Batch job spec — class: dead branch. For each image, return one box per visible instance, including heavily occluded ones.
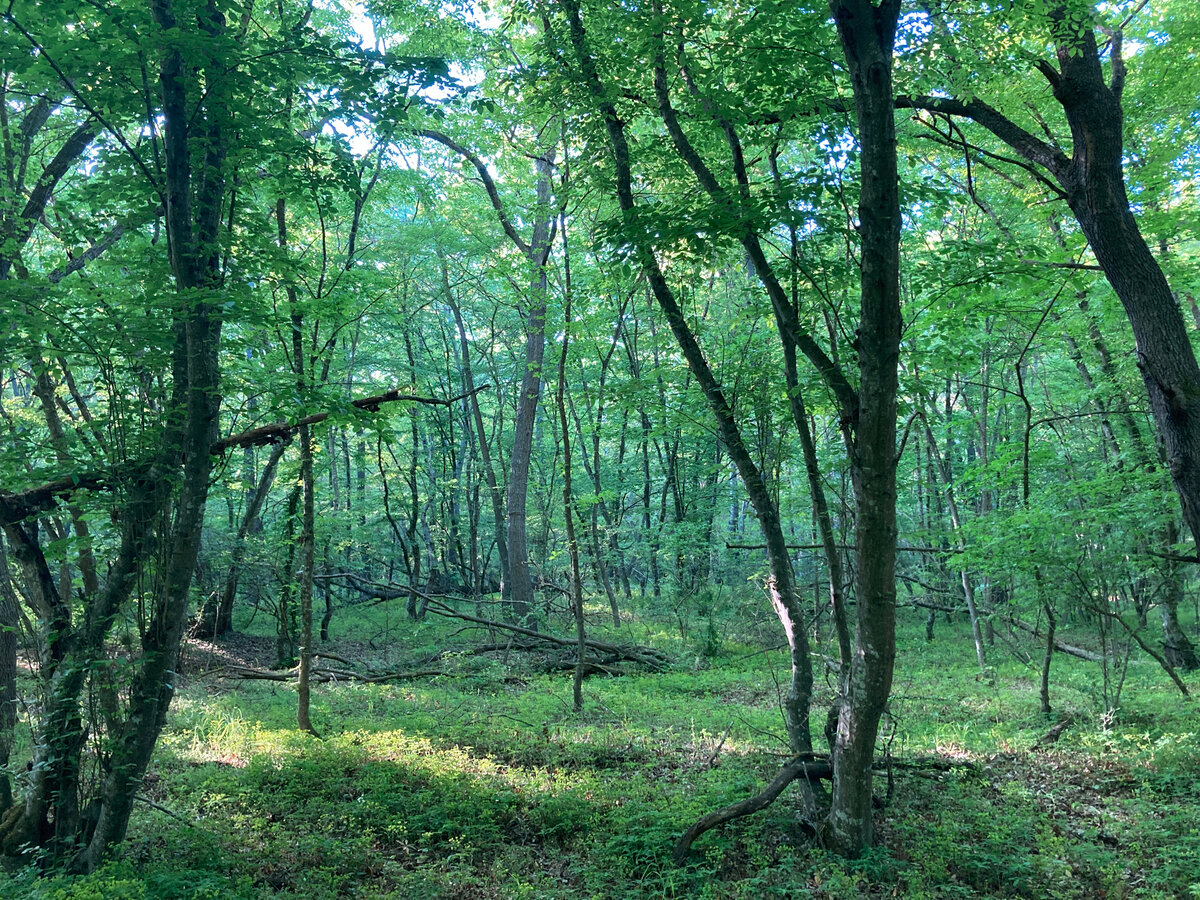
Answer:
[210,384,490,453]
[419,597,671,670]
[1032,715,1075,749]
[337,574,671,670]
[0,472,113,525]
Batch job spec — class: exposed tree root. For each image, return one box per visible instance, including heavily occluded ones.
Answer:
[672,753,979,864]
[673,754,832,864]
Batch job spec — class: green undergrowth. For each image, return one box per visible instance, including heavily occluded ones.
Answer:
[2,600,1197,898]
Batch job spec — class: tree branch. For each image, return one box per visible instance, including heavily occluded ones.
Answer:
[419,129,532,256]
[895,94,1070,179]
[0,385,490,525]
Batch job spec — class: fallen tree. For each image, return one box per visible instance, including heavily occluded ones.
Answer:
[333,573,671,671]
[221,663,449,684]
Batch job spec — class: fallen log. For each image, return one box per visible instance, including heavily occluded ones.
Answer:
[419,597,671,670]
[1032,715,1075,749]
[1006,617,1106,662]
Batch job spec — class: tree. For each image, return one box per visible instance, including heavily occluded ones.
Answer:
[0,0,235,865]
[897,1,1200,561]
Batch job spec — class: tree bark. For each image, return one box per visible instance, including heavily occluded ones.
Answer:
[504,154,555,627]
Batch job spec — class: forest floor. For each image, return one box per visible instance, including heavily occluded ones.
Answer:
[3,592,1198,898]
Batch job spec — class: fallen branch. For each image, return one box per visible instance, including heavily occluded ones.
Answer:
[0,472,113,525]
[134,794,198,828]
[337,574,671,670]
[420,596,671,670]
[220,664,448,684]
[1032,715,1075,749]
[1007,617,1106,662]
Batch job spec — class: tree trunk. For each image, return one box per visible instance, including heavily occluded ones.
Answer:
[198,437,289,638]
[564,3,813,752]
[825,0,902,858]
[902,6,1200,556]
[445,262,509,591]
[0,538,16,814]
[504,155,555,627]
[1159,523,1199,670]
[556,218,587,712]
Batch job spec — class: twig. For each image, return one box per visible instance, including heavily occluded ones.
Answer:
[706,722,734,768]
[135,794,196,828]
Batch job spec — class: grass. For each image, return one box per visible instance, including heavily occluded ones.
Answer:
[2,595,1198,898]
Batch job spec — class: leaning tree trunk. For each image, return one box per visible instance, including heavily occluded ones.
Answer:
[901,5,1200,560]
[563,0,813,752]
[825,0,902,858]
[198,437,289,638]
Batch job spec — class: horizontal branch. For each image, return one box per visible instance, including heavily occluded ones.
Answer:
[210,384,490,453]
[1019,258,1104,272]
[725,542,943,554]
[1,384,488,525]
[0,472,115,526]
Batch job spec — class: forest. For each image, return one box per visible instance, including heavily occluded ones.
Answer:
[0,0,1198,895]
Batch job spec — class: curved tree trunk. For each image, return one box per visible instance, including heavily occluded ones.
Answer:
[901,4,1200,560]
[563,0,813,752]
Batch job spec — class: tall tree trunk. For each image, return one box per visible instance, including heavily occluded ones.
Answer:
[504,155,555,627]
[825,0,902,858]
[279,193,318,737]
[920,409,988,675]
[445,264,509,590]
[0,538,15,815]
[557,215,587,711]
[75,0,230,867]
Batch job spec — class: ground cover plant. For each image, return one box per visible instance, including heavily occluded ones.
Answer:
[1,597,1195,899]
